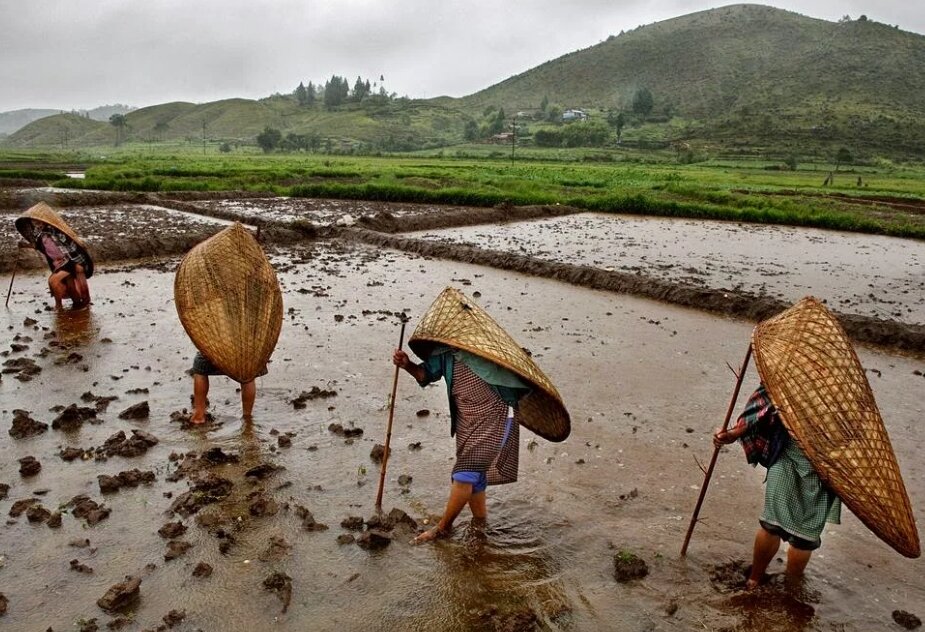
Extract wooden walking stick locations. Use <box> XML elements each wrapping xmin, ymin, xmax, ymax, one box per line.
<box><xmin>375</xmin><ymin>318</ymin><xmax>408</xmax><ymax>511</ymax></box>
<box><xmin>680</xmin><ymin>344</ymin><xmax>753</xmax><ymax>557</ymax></box>
<box><xmin>5</xmin><ymin>253</ymin><xmax>20</xmax><ymax>308</ymax></box>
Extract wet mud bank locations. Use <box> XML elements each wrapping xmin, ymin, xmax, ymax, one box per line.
<box><xmin>342</xmin><ymin>228</ymin><xmax>925</xmax><ymax>354</ymax></box>
<box><xmin>354</xmin><ymin>203</ymin><xmax>578</xmax><ymax>233</ymax></box>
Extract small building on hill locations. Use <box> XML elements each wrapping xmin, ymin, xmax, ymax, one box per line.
<box><xmin>562</xmin><ymin>109</ymin><xmax>589</xmax><ymax>122</ymax></box>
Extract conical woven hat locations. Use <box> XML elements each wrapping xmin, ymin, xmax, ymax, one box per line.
<box><xmin>16</xmin><ymin>202</ymin><xmax>95</xmax><ymax>277</ymax></box>
<box><xmin>752</xmin><ymin>296</ymin><xmax>920</xmax><ymax>558</ymax></box>
<box><xmin>174</xmin><ymin>223</ymin><xmax>283</xmax><ymax>384</ymax></box>
<box><xmin>409</xmin><ymin>287</ymin><xmax>570</xmax><ymax>442</ymax></box>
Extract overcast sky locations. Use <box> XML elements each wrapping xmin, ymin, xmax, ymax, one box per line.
<box><xmin>1</xmin><ymin>0</ymin><xmax>922</xmax><ymax>112</ymax></box>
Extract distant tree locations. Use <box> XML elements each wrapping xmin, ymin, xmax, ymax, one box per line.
<box><xmin>858</xmin><ymin>14</ymin><xmax>868</xmax><ymax>22</ymax></box>
<box><xmin>306</xmin><ymin>81</ymin><xmax>316</xmax><ymax>105</ymax></box>
<box><xmin>835</xmin><ymin>147</ymin><xmax>853</xmax><ymax>169</ymax></box>
<box><xmin>546</xmin><ymin>105</ymin><xmax>562</xmax><ymax>122</ymax></box>
<box><xmin>219</xmin><ymin>142</ymin><xmax>232</xmax><ymax>153</ymax></box>
<box><xmin>295</xmin><ymin>81</ymin><xmax>308</xmax><ymax>106</ymax></box>
<box><xmin>534</xmin><ymin>128</ymin><xmax>563</xmax><ymax>147</ymax></box>
<box><xmin>784</xmin><ymin>154</ymin><xmax>798</xmax><ymax>170</ymax></box>
<box><xmin>607</xmin><ymin>111</ymin><xmax>626</xmax><ymax>140</ymax></box>
<box><xmin>352</xmin><ymin>76</ymin><xmax>370</xmax><ymax>101</ymax></box>
<box><xmin>487</xmin><ymin>108</ymin><xmax>506</xmax><ymax>135</ymax></box>
<box><xmin>324</xmin><ymin>76</ymin><xmax>350</xmax><ymax>107</ymax></box>
<box><xmin>463</xmin><ymin>119</ymin><xmax>479</xmax><ymax>141</ymax></box>
<box><xmin>256</xmin><ymin>126</ymin><xmax>282</xmax><ymax>153</ymax></box>
<box><xmin>109</xmin><ymin>113</ymin><xmax>127</xmax><ymax>146</ymax></box>
<box><xmin>540</xmin><ymin>95</ymin><xmax>549</xmax><ymax>112</ymax></box>
<box><xmin>153</xmin><ymin>120</ymin><xmax>169</xmax><ymax>142</ymax></box>
<box><xmin>632</xmin><ymin>88</ymin><xmax>654</xmax><ymax>117</ymax></box>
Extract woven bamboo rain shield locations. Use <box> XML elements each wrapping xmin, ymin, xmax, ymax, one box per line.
<box><xmin>15</xmin><ymin>202</ymin><xmax>95</xmax><ymax>277</ymax></box>
<box><xmin>752</xmin><ymin>296</ymin><xmax>920</xmax><ymax>558</ymax></box>
<box><xmin>409</xmin><ymin>287</ymin><xmax>570</xmax><ymax>442</ymax></box>
<box><xmin>174</xmin><ymin>223</ymin><xmax>283</xmax><ymax>384</ymax></box>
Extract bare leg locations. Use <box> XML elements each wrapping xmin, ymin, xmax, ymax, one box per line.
<box><xmin>747</xmin><ymin>526</ymin><xmax>781</xmax><ymax>589</ymax></box>
<box><xmin>240</xmin><ymin>380</ymin><xmax>256</xmax><ymax>420</ymax></box>
<box><xmin>785</xmin><ymin>546</ymin><xmax>812</xmax><ymax>579</ymax></box>
<box><xmin>191</xmin><ymin>374</ymin><xmax>209</xmax><ymax>424</ymax></box>
<box><xmin>468</xmin><ymin>491</ymin><xmax>487</xmax><ymax>520</ymax></box>
<box><xmin>48</xmin><ymin>270</ymin><xmax>70</xmax><ymax>309</ymax></box>
<box><xmin>414</xmin><ymin>481</ymin><xmax>473</xmax><ymax>544</ymax></box>
<box><xmin>72</xmin><ymin>264</ymin><xmax>90</xmax><ymax>306</ymax></box>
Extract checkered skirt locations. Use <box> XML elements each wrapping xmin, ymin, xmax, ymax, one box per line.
<box><xmin>451</xmin><ymin>361</ymin><xmax>519</xmax><ymax>486</ymax></box>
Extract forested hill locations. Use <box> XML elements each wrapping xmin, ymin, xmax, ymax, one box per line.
<box><xmin>451</xmin><ymin>4</ymin><xmax>925</xmax><ymax>151</ymax></box>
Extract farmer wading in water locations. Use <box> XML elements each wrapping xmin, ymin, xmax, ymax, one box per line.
<box><xmin>395</xmin><ymin>287</ymin><xmax>571</xmax><ymax>544</ymax></box>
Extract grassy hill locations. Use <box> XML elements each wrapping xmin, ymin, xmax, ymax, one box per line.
<box><xmin>5</xmin><ymin>4</ymin><xmax>925</xmax><ymax>157</ymax></box>
<box><xmin>454</xmin><ymin>4</ymin><xmax>925</xmax><ymax>154</ymax></box>
<box><xmin>4</xmin><ymin>96</ymin><xmax>469</xmax><ymax>151</ymax></box>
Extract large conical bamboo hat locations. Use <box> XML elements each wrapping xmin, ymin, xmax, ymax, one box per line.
<box><xmin>409</xmin><ymin>287</ymin><xmax>570</xmax><ymax>442</ymax></box>
<box><xmin>174</xmin><ymin>223</ymin><xmax>283</xmax><ymax>384</ymax></box>
<box><xmin>15</xmin><ymin>202</ymin><xmax>95</xmax><ymax>277</ymax></box>
<box><xmin>752</xmin><ymin>296</ymin><xmax>920</xmax><ymax>558</ymax></box>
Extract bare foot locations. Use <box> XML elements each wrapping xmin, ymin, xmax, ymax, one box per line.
<box><xmin>412</xmin><ymin>526</ymin><xmax>449</xmax><ymax>545</ymax></box>
<box><xmin>189</xmin><ymin>416</ymin><xmax>207</xmax><ymax>426</ymax></box>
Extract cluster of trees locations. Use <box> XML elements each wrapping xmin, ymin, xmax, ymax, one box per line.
<box><xmin>256</xmin><ymin>127</ymin><xmax>323</xmax><ymax>153</ymax></box>
<box><xmin>293</xmin><ymin>75</ymin><xmax>393</xmax><ymax>108</ymax></box>
<box><xmin>463</xmin><ymin>106</ymin><xmax>513</xmax><ymax>141</ymax></box>
<box><xmin>534</xmin><ymin>120</ymin><xmax>612</xmax><ymax>147</ymax></box>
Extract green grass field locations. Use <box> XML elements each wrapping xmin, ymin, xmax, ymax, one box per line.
<box><xmin>2</xmin><ymin>147</ymin><xmax>924</xmax><ymax>239</ymax></box>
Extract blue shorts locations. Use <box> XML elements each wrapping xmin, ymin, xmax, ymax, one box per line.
<box><xmin>451</xmin><ymin>415</ymin><xmax>515</xmax><ymax>494</ymax></box>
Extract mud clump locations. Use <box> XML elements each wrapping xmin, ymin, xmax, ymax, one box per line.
<box><xmin>263</xmin><ymin>572</ymin><xmax>293</xmax><ymax>612</ymax></box>
<box><xmin>337</xmin><ymin>534</ymin><xmax>356</xmax><ymax>545</ymax></box>
<box><xmin>69</xmin><ymin>559</ymin><xmax>94</xmax><ymax>574</ymax></box>
<box><xmin>341</xmin><ymin>516</ymin><xmax>365</xmax><ymax>531</ymax></box>
<box><xmin>101</xmin><ymin>429</ymin><xmax>159</xmax><ymax>457</ymax></box>
<box><xmin>81</xmin><ymin>391</ymin><xmax>119</xmax><ymax>412</ymax></box>
<box><xmin>98</xmin><ymin>469</ymin><xmax>156</xmax><ymax>493</ymax></box>
<box><xmin>248</xmin><ymin>493</ymin><xmax>280</xmax><ymax>517</ymax></box>
<box><xmin>18</xmin><ymin>456</ymin><xmax>41</xmax><ymax>477</ymax></box>
<box><xmin>290</xmin><ymin>386</ymin><xmax>337</xmax><ymax>409</ymax></box>
<box><xmin>9</xmin><ymin>498</ymin><xmax>39</xmax><ymax>517</ymax></box>
<box><xmin>9</xmin><ymin>409</ymin><xmax>48</xmax><ymax>438</ymax></box>
<box><xmin>295</xmin><ymin>505</ymin><xmax>329</xmax><ymax>532</ymax></box>
<box><xmin>893</xmin><ymin>610</ymin><xmax>922</xmax><ymax>630</ymax></box>
<box><xmin>0</xmin><ymin>592</ymin><xmax>6</xmax><ymax>615</ymax></box>
<box><xmin>259</xmin><ymin>536</ymin><xmax>292</xmax><ymax>562</ymax></box>
<box><xmin>710</xmin><ymin>559</ymin><xmax>750</xmax><ymax>592</ymax></box>
<box><xmin>52</xmin><ymin>404</ymin><xmax>98</xmax><ymax>430</ymax></box>
<box><xmin>97</xmin><ymin>576</ymin><xmax>141</xmax><ymax>612</ymax></box>
<box><xmin>26</xmin><ymin>504</ymin><xmax>52</xmax><ymax>523</ymax></box>
<box><xmin>612</xmin><ymin>550</ymin><xmax>649</xmax><ymax>583</ymax></box>
<box><xmin>170</xmin><ymin>472</ymin><xmax>233</xmax><ymax>517</ymax></box>
<box><xmin>0</xmin><ymin>483</ymin><xmax>9</xmax><ymax>500</ymax></box>
<box><xmin>164</xmin><ymin>540</ymin><xmax>193</xmax><ymax>561</ymax></box>
<box><xmin>68</xmin><ymin>495</ymin><xmax>111</xmax><ymax>526</ymax></box>
<box><xmin>370</xmin><ymin>443</ymin><xmax>390</xmax><ymax>463</ymax></box>
<box><xmin>158</xmin><ymin>521</ymin><xmax>188</xmax><ymax>539</ymax></box>
<box><xmin>163</xmin><ymin>609</ymin><xmax>186</xmax><ymax>628</ymax></box>
<box><xmin>117</xmin><ymin>401</ymin><xmax>150</xmax><ymax>420</ymax></box>
<box><xmin>192</xmin><ymin>562</ymin><xmax>213</xmax><ymax>578</ymax></box>
<box><xmin>357</xmin><ymin>529</ymin><xmax>392</xmax><ymax>551</ymax></box>
<box><xmin>328</xmin><ymin>422</ymin><xmax>363</xmax><ymax>438</ymax></box>
<box><xmin>2</xmin><ymin>357</ymin><xmax>41</xmax><ymax>381</ymax></box>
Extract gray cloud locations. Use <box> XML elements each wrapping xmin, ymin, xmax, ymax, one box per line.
<box><xmin>0</xmin><ymin>0</ymin><xmax>922</xmax><ymax>111</ymax></box>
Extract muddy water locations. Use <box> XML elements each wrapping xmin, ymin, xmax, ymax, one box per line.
<box><xmin>1</xmin><ymin>243</ymin><xmax>923</xmax><ymax>631</ymax></box>
<box><xmin>407</xmin><ymin>213</ymin><xmax>925</xmax><ymax>326</ymax></box>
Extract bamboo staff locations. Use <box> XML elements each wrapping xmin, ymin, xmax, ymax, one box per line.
<box><xmin>680</xmin><ymin>344</ymin><xmax>753</xmax><ymax>557</ymax></box>
<box><xmin>375</xmin><ymin>319</ymin><xmax>407</xmax><ymax>511</ymax></box>
<box><xmin>5</xmin><ymin>251</ymin><xmax>21</xmax><ymax>308</ymax></box>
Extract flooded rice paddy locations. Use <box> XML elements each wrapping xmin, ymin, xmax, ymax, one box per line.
<box><xmin>0</xmin><ymin>194</ymin><xmax>923</xmax><ymax>632</ymax></box>
<box><xmin>407</xmin><ymin>213</ymin><xmax>925</xmax><ymax>326</ymax></box>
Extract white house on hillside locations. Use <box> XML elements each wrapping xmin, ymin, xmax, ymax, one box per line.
<box><xmin>562</xmin><ymin>109</ymin><xmax>589</xmax><ymax>122</ymax></box>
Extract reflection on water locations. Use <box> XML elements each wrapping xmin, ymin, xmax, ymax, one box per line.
<box><xmin>52</xmin><ymin>306</ymin><xmax>97</xmax><ymax>346</ymax></box>
<box><xmin>378</xmin><ymin>499</ymin><xmax>573</xmax><ymax>631</ymax></box>
<box><xmin>721</xmin><ymin>575</ymin><xmax>820</xmax><ymax>631</ymax></box>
